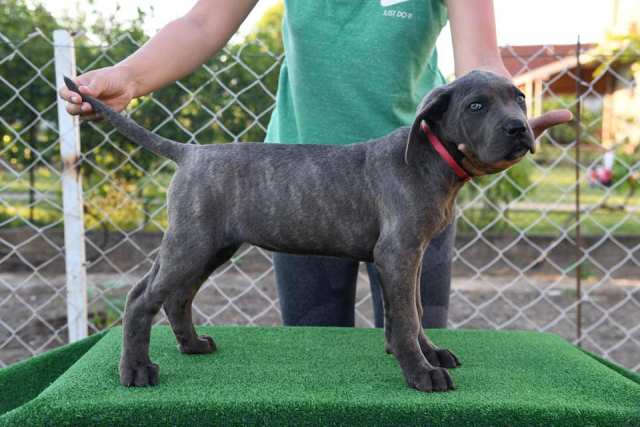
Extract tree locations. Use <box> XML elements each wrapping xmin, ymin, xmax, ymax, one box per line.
<box><xmin>0</xmin><ymin>0</ymin><xmax>59</xmax><ymax>221</ymax></box>
<box><xmin>592</xmin><ymin>32</ymin><xmax>640</xmax><ymax>155</ymax></box>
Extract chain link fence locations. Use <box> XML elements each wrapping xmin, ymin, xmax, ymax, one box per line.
<box><xmin>1</xmin><ymin>29</ymin><xmax>639</xmax><ymax>371</ymax></box>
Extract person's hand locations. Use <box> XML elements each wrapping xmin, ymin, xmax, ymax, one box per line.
<box><xmin>458</xmin><ymin>109</ymin><xmax>573</xmax><ymax>176</ymax></box>
<box><xmin>529</xmin><ymin>109</ymin><xmax>573</xmax><ymax>139</ymax></box>
<box><xmin>58</xmin><ymin>65</ymin><xmax>138</xmax><ymax>121</ymax></box>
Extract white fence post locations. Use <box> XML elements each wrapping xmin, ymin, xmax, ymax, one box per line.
<box><xmin>53</xmin><ymin>29</ymin><xmax>88</xmax><ymax>342</ymax></box>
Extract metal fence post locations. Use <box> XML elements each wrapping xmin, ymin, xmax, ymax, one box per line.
<box><xmin>53</xmin><ymin>29</ymin><xmax>88</xmax><ymax>342</ymax></box>
<box><xmin>574</xmin><ymin>38</ymin><xmax>583</xmax><ymax>347</ymax></box>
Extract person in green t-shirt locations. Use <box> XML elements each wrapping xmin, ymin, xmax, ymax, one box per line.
<box><xmin>60</xmin><ymin>1</ymin><xmax>570</xmax><ymax>329</ymax></box>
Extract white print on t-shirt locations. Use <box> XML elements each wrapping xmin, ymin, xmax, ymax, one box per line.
<box><xmin>380</xmin><ymin>0</ymin><xmax>410</xmax><ymax>7</ymax></box>
<box><xmin>381</xmin><ymin>0</ymin><xmax>413</xmax><ymax>19</ymax></box>
<box><xmin>383</xmin><ymin>9</ymin><xmax>413</xmax><ymax>19</ymax></box>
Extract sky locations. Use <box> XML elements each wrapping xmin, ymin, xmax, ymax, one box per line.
<box><xmin>43</xmin><ymin>0</ymin><xmax>616</xmax><ymax>76</ymax></box>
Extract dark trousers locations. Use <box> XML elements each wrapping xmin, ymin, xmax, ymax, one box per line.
<box><xmin>273</xmin><ymin>223</ymin><xmax>455</xmax><ymax>328</ymax></box>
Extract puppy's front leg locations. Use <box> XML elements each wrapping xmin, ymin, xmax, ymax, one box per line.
<box><xmin>374</xmin><ymin>240</ymin><xmax>454</xmax><ymax>392</ymax></box>
<box><xmin>414</xmin><ymin>270</ymin><xmax>461</xmax><ymax>369</ymax></box>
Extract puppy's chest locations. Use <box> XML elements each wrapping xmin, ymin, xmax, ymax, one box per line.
<box><xmin>424</xmin><ymin>196</ymin><xmax>457</xmax><ymax>236</ymax></box>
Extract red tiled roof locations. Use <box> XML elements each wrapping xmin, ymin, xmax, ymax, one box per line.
<box><xmin>500</xmin><ymin>44</ymin><xmax>596</xmax><ymax>76</ymax></box>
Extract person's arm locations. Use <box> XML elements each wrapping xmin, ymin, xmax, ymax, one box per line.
<box><xmin>446</xmin><ymin>0</ymin><xmax>509</xmax><ymax>78</ymax></box>
<box><xmin>60</xmin><ymin>0</ymin><xmax>258</xmax><ymax>119</ymax></box>
<box><xmin>120</xmin><ymin>0</ymin><xmax>258</xmax><ymax>97</ymax></box>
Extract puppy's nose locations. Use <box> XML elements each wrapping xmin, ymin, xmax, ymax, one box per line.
<box><xmin>502</xmin><ymin>119</ymin><xmax>527</xmax><ymax>137</ymax></box>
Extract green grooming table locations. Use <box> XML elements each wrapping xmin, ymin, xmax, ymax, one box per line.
<box><xmin>1</xmin><ymin>326</ymin><xmax>639</xmax><ymax>426</ymax></box>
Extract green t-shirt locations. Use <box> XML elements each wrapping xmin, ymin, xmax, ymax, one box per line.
<box><xmin>265</xmin><ymin>0</ymin><xmax>448</xmax><ymax>145</ymax></box>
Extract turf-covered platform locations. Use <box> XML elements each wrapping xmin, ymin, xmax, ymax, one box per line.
<box><xmin>1</xmin><ymin>326</ymin><xmax>639</xmax><ymax>426</ymax></box>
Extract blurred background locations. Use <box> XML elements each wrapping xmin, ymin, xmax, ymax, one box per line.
<box><xmin>1</xmin><ymin>0</ymin><xmax>639</xmax><ymax>372</ymax></box>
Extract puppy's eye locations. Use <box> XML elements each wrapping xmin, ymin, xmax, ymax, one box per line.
<box><xmin>516</xmin><ymin>94</ymin><xmax>526</xmax><ymax>104</ymax></box>
<box><xmin>469</xmin><ymin>102</ymin><xmax>483</xmax><ymax>112</ymax></box>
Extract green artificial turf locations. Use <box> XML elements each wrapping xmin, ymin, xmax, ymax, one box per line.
<box><xmin>0</xmin><ymin>331</ymin><xmax>105</xmax><ymax>416</ymax></box>
<box><xmin>1</xmin><ymin>326</ymin><xmax>639</xmax><ymax>426</ymax></box>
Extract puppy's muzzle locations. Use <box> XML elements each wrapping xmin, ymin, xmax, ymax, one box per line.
<box><xmin>502</xmin><ymin>119</ymin><xmax>527</xmax><ymax>137</ymax></box>
<box><xmin>502</xmin><ymin>118</ymin><xmax>535</xmax><ymax>156</ymax></box>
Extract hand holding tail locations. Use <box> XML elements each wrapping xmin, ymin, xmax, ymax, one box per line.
<box><xmin>62</xmin><ymin>76</ymin><xmax>186</xmax><ymax>163</ymax></box>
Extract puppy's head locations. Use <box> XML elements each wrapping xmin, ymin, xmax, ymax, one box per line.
<box><xmin>405</xmin><ymin>70</ymin><xmax>535</xmax><ymax>172</ymax></box>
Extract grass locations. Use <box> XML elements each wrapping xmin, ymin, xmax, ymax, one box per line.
<box><xmin>526</xmin><ymin>162</ymin><xmax>638</xmax><ymax>206</ymax></box>
<box><xmin>458</xmin><ymin>207</ymin><xmax>639</xmax><ymax>236</ymax></box>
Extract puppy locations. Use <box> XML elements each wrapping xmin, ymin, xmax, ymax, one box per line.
<box><xmin>64</xmin><ymin>70</ymin><xmax>534</xmax><ymax>392</ymax></box>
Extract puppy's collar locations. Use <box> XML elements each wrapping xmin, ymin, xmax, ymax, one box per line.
<box><xmin>420</xmin><ymin>121</ymin><xmax>471</xmax><ymax>182</ymax></box>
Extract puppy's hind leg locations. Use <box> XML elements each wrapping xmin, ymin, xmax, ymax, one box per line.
<box><xmin>119</xmin><ymin>228</ymin><xmax>221</xmax><ymax>387</ymax></box>
<box><xmin>119</xmin><ymin>263</ymin><xmax>161</xmax><ymax>387</ymax></box>
<box><xmin>164</xmin><ymin>245</ymin><xmax>239</xmax><ymax>355</ymax></box>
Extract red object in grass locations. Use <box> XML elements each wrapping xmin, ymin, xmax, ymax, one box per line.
<box><xmin>590</xmin><ymin>166</ymin><xmax>613</xmax><ymax>187</ymax></box>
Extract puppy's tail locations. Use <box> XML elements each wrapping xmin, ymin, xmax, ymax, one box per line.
<box><xmin>63</xmin><ymin>77</ymin><xmax>186</xmax><ymax>163</ymax></box>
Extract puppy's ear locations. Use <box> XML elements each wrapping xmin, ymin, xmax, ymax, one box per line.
<box><xmin>404</xmin><ymin>84</ymin><xmax>451</xmax><ymax>165</ymax></box>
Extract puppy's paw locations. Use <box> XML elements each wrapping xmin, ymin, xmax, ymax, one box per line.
<box><xmin>178</xmin><ymin>335</ymin><xmax>217</xmax><ymax>355</ymax></box>
<box><xmin>120</xmin><ymin>361</ymin><xmax>160</xmax><ymax>387</ymax></box>
<box><xmin>418</xmin><ymin>336</ymin><xmax>461</xmax><ymax>368</ymax></box>
<box><xmin>424</xmin><ymin>347</ymin><xmax>461</xmax><ymax>369</ymax></box>
<box><xmin>406</xmin><ymin>366</ymin><xmax>455</xmax><ymax>392</ymax></box>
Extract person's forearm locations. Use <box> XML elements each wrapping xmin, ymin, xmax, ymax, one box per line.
<box><xmin>447</xmin><ymin>0</ymin><xmax>510</xmax><ymax>78</ymax></box>
<box><xmin>117</xmin><ymin>0</ymin><xmax>258</xmax><ymax>97</ymax></box>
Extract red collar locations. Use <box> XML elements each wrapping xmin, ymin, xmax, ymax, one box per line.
<box><xmin>420</xmin><ymin>121</ymin><xmax>471</xmax><ymax>182</ymax></box>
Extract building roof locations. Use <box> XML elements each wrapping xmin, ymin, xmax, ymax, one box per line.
<box><xmin>500</xmin><ymin>44</ymin><xmax>596</xmax><ymax>77</ymax></box>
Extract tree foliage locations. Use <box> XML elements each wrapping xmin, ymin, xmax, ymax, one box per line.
<box><xmin>0</xmin><ymin>0</ymin><xmax>60</xmax><ymax>170</ymax></box>
<box><xmin>592</xmin><ymin>32</ymin><xmax>640</xmax><ymax>77</ymax></box>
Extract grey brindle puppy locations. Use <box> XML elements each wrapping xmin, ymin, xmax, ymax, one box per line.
<box><xmin>64</xmin><ymin>70</ymin><xmax>535</xmax><ymax>392</ymax></box>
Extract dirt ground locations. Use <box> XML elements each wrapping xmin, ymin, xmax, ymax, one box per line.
<box><xmin>1</xmin><ymin>259</ymin><xmax>638</xmax><ymax>371</ymax></box>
